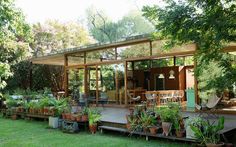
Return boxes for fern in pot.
[88,108,101,134]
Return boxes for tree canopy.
[0,0,31,93]
[86,7,154,43]
[143,0,236,97]
[31,20,92,57]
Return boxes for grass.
[0,117,190,147]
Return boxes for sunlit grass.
[0,117,189,147]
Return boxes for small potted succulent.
[88,108,101,134]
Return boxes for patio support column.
[194,58,199,104]
[29,61,32,90]
[115,65,119,104]
[124,61,128,106]
[96,65,99,106]
[84,65,88,97]
[64,55,68,96]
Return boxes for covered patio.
[30,34,236,114]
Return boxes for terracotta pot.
[175,130,185,138]
[62,113,66,119]
[44,107,49,115]
[11,114,17,120]
[89,124,97,134]
[126,123,131,131]
[39,108,44,115]
[162,122,172,136]
[76,115,81,122]
[71,115,76,121]
[206,143,224,147]
[65,113,71,120]
[81,115,88,121]
[143,127,149,133]
[149,127,158,135]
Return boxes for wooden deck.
[99,107,236,144]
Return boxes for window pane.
[152,58,174,67]
[176,57,185,66]
[185,56,194,65]
[117,42,150,59]
[86,48,115,64]
[68,53,84,66]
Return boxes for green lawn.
[0,117,189,147]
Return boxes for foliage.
[156,107,178,123]
[86,7,154,43]
[190,117,224,145]
[139,111,157,129]
[31,20,92,57]
[82,107,89,115]
[0,63,13,90]
[0,0,32,64]
[142,0,236,99]
[88,108,101,125]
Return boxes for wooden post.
[174,56,176,66]
[194,58,199,105]
[124,61,128,106]
[29,61,33,90]
[84,66,88,95]
[84,52,86,64]
[96,65,99,106]
[115,65,119,104]
[64,55,68,96]
[150,41,152,56]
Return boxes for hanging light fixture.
[158,74,165,79]
[169,70,175,79]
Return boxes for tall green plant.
[190,117,224,145]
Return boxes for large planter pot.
[206,143,224,147]
[175,130,185,138]
[49,116,59,128]
[11,114,17,120]
[186,125,196,139]
[149,126,158,135]
[162,122,172,136]
[89,124,97,134]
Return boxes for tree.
[86,7,154,43]
[0,0,32,63]
[31,20,92,57]
[142,0,236,98]
[0,0,31,93]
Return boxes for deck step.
[99,125,198,143]
[100,121,126,129]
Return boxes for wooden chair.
[127,91,141,104]
[145,93,156,109]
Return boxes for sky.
[15,0,162,24]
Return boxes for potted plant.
[76,112,82,122]
[149,115,159,135]
[185,117,203,139]
[81,107,88,121]
[49,99,68,129]
[190,117,225,147]
[157,107,176,136]
[174,117,185,138]
[88,108,101,134]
